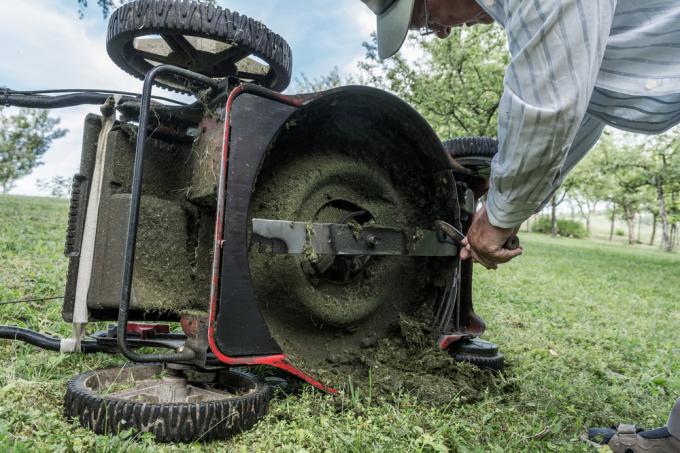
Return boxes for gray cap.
[362,0,416,60]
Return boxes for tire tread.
[106,0,292,93]
[64,366,270,442]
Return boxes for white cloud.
[0,0,393,195]
[0,0,148,195]
[344,2,376,37]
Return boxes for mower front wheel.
[65,365,270,442]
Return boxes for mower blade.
[251,219,458,256]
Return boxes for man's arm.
[464,0,616,267]
[487,0,616,229]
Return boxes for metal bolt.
[365,234,379,248]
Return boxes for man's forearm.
[488,0,615,228]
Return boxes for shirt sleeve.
[486,0,616,228]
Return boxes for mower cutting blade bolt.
[365,234,379,248]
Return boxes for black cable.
[7,88,187,105]
[6,92,125,109]
[0,296,63,306]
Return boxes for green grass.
[1,194,679,452]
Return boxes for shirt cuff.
[486,189,538,229]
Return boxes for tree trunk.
[624,206,636,245]
[656,177,672,252]
[551,196,558,238]
[637,214,642,243]
[585,217,591,236]
[671,224,678,252]
[609,211,616,241]
[649,214,657,246]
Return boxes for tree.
[641,192,660,246]
[359,25,508,139]
[295,67,357,93]
[36,176,73,198]
[647,133,680,252]
[549,186,572,238]
[595,141,647,245]
[0,108,67,193]
[605,131,680,251]
[568,144,611,236]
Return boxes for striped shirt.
[474,0,680,228]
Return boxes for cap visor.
[376,0,415,60]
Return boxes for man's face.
[409,0,493,38]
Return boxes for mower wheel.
[448,338,505,372]
[452,353,505,372]
[107,0,293,93]
[65,365,270,442]
[443,137,497,176]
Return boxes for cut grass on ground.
[1,194,679,452]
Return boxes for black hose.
[7,88,186,105]
[5,92,119,108]
[0,326,114,353]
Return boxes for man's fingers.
[469,248,498,270]
[486,246,523,264]
[460,246,471,261]
[470,244,523,268]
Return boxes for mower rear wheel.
[107,0,293,93]
[65,365,270,442]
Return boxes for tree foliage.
[359,26,508,139]
[36,175,73,198]
[294,67,358,93]
[77,0,216,19]
[0,108,67,193]
[568,138,613,235]
[77,0,121,18]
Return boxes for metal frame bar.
[117,65,218,363]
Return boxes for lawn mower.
[0,0,507,442]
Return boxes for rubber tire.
[448,338,505,371]
[64,365,270,442]
[452,352,505,372]
[443,137,498,159]
[107,0,293,93]
[443,137,498,178]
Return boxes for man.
[361,0,680,451]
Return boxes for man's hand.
[459,206,523,269]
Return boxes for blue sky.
[0,0,376,195]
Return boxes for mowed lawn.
[0,194,678,452]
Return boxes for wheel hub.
[301,200,375,286]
